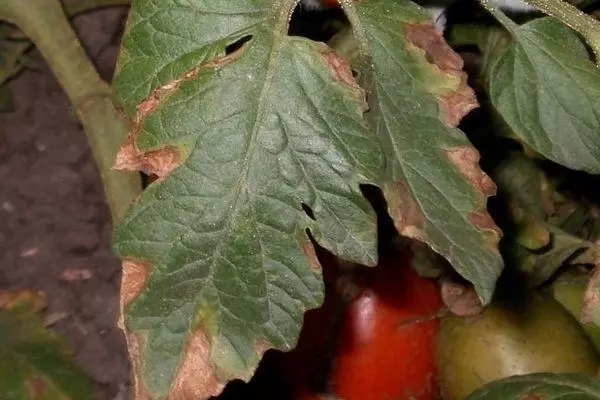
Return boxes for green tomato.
[437,292,599,400]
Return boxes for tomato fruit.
[437,291,600,400]
[331,248,442,400]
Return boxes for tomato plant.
[3,0,600,399]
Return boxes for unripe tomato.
[332,248,442,400]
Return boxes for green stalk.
[0,0,130,24]
[62,0,130,16]
[479,0,520,36]
[0,0,140,222]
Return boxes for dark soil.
[0,8,131,400]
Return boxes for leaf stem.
[478,0,520,36]
[0,0,130,24]
[61,0,130,17]
[0,0,141,222]
[522,0,600,64]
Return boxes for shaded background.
[0,7,131,399]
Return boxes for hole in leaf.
[140,172,159,188]
[225,35,253,55]
[302,202,316,220]
[288,1,348,42]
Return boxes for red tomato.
[321,0,340,7]
[332,249,442,400]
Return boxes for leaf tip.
[382,180,426,240]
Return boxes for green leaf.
[113,0,382,397]
[465,373,600,400]
[342,0,503,303]
[0,304,93,400]
[488,17,600,174]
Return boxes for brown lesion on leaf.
[125,332,153,400]
[118,258,150,332]
[302,239,323,272]
[118,261,154,399]
[121,258,151,309]
[437,82,479,128]
[405,23,463,70]
[167,329,225,400]
[205,46,246,68]
[113,46,246,181]
[469,210,502,238]
[440,276,484,317]
[445,147,495,197]
[445,147,501,237]
[382,180,426,240]
[319,47,369,115]
[253,339,272,359]
[404,23,478,127]
[114,140,181,181]
[25,377,46,398]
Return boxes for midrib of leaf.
[208,11,295,331]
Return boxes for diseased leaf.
[0,291,93,400]
[465,373,600,400]
[112,0,382,397]
[341,0,503,303]
[489,17,600,174]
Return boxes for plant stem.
[0,0,141,222]
[62,0,130,17]
[479,0,520,36]
[0,0,130,24]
